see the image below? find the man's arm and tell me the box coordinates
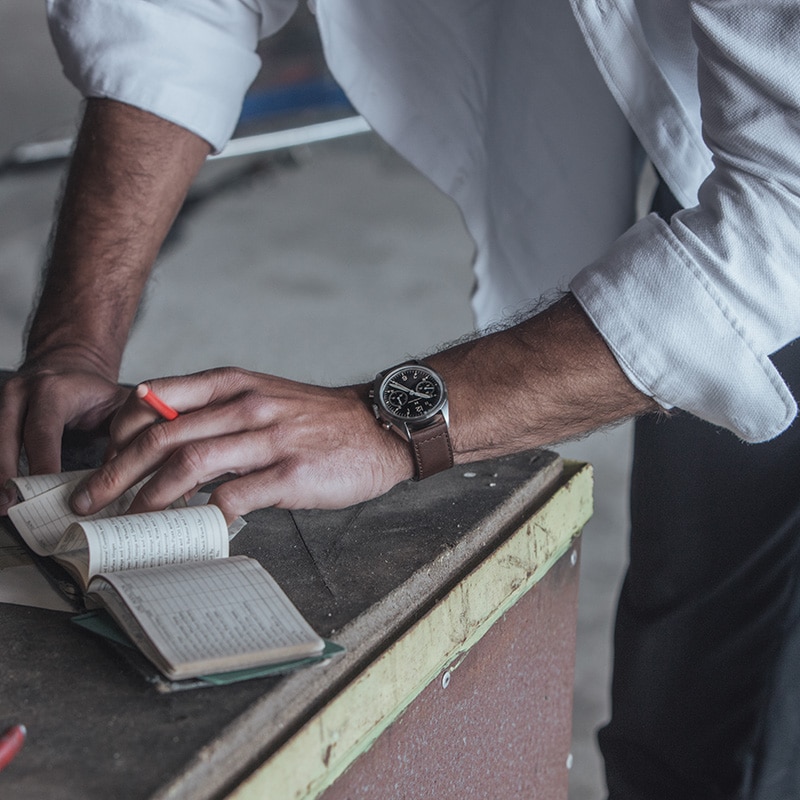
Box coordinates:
[426,294,657,459]
[0,98,210,511]
[69,294,657,521]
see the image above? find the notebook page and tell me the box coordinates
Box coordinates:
[8,479,141,556]
[56,505,229,578]
[93,556,324,677]
[7,470,93,501]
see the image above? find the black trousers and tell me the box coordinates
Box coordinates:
[599,183,800,799]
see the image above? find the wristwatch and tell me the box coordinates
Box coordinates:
[370,360,454,480]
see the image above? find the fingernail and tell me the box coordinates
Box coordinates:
[70,487,91,515]
[0,488,16,513]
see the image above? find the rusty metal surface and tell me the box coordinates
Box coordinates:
[319,546,581,800]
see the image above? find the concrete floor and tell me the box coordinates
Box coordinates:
[0,4,634,797]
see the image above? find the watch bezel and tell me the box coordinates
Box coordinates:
[375,363,448,425]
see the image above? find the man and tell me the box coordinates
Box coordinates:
[2,1,799,797]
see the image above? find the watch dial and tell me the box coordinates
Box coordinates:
[380,367,444,420]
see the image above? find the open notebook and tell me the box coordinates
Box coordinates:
[7,471,331,684]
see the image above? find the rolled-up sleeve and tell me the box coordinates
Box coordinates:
[46,0,298,152]
[571,1,800,442]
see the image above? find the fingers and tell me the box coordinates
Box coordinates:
[22,394,72,477]
[22,375,128,473]
[207,460,366,520]
[0,377,29,512]
[108,369,243,451]
[106,387,172,456]
[75,382,266,514]
[126,430,273,517]
[22,417,66,483]
[0,372,81,512]
[208,467,299,522]
[71,368,414,519]
[136,385,179,423]
[0,374,64,474]
[206,420,414,518]
[0,366,129,515]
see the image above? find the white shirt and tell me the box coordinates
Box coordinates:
[46,0,800,442]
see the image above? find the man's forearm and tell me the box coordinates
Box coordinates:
[427,294,658,461]
[25,98,211,376]
[0,98,213,493]
[69,294,659,519]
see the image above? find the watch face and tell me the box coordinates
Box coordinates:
[378,365,446,421]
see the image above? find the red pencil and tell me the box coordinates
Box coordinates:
[0,724,26,772]
[136,385,179,421]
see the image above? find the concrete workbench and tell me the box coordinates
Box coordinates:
[0,425,592,799]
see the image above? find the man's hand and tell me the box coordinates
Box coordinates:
[0,354,129,513]
[69,368,414,522]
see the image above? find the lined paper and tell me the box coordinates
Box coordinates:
[91,556,324,678]
[7,470,93,501]
[8,479,142,556]
[56,505,229,580]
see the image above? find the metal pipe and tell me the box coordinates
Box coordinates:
[1,115,372,172]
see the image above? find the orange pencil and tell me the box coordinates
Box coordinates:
[136,384,179,421]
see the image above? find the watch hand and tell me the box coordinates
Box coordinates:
[388,381,433,400]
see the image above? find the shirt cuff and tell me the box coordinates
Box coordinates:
[570,214,797,442]
[47,0,263,152]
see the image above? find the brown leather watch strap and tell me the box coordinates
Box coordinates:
[409,413,454,480]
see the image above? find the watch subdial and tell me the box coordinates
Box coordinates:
[415,380,436,400]
[385,389,409,413]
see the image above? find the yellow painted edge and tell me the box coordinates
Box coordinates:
[227,463,593,800]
